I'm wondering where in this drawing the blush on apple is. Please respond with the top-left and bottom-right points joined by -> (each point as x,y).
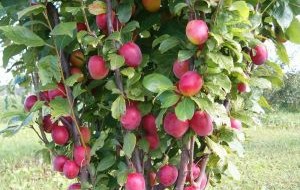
48,83 -> 67,100
145,135 -> 160,150
63,160 -> 80,179
77,22 -> 87,32
179,71 -> 203,96
53,155 -> 68,172
125,173 -> 146,190
250,44 -> 268,65
51,124 -> 69,145
121,104 -> 142,130
237,82 -> 249,93
88,55 -> 109,80
186,20 -> 209,45
163,112 -> 189,138
118,42 -> 142,68
73,145 -> 91,167
68,183 -> 81,190
42,114 -> 56,133
24,95 -> 38,112
141,114 -> 158,135
157,165 -> 178,187
230,118 -> 242,131
79,127 -> 91,144
189,111 -> 213,137
70,67 -> 84,82
173,59 -> 190,79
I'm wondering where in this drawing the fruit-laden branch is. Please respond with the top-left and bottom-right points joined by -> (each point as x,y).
195,155 -> 209,188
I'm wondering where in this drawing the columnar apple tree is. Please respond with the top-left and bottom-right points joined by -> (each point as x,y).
1,0 -> 299,189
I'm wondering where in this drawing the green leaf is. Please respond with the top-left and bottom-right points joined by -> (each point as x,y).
91,131 -> 108,156
117,170 -> 128,186
111,96 -> 126,119
286,17 -> 300,44
108,53 -> 125,70
152,34 -> 170,48
174,3 -> 188,15
206,137 -> 227,160
178,50 -> 194,61
38,55 -> 61,85
117,3 -> 132,23
275,42 -> 289,64
206,74 -> 232,94
121,67 -> 135,78
50,22 -> 76,37
229,1 -> 249,20
72,84 -> 86,99
258,96 -> 272,110
228,139 -> 244,158
3,44 -> 26,68
143,73 -> 173,93
65,74 -> 81,86
159,37 -> 180,54
49,97 -> 70,119
271,1 -> 294,30
123,132 -> 136,159
226,161 -> 241,180
122,21 -> 140,33
0,25 -> 45,47
17,4 -> 45,19
249,77 -> 272,89
65,7 -> 81,15
158,91 -> 180,108
155,109 -> 167,128
175,98 -> 195,121
97,154 -> 116,171
88,1 -> 106,15
207,52 -> 234,72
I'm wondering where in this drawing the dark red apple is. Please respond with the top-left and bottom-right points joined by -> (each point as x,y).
163,112 -> 189,138
230,118 -> 242,131
48,83 -> 67,100
118,42 -> 142,67
186,163 -> 200,182
70,67 -> 84,82
190,111 -> 213,137
68,183 -> 81,190
173,59 -> 190,79
42,114 -> 56,133
250,44 -> 268,65
145,135 -> 160,150
121,104 -> 142,130
157,165 -> 178,187
179,71 -> 203,96
88,55 -> 109,80
184,186 -> 197,190
237,82 -> 249,93
186,20 -> 209,45
63,160 -> 80,179
125,173 -> 146,190
51,124 -> 69,145
73,145 -> 91,167
141,114 -> 158,135
77,22 -> 87,32
70,50 -> 85,68
39,91 -> 50,102
79,127 -> 91,144
53,155 -> 68,172
24,95 -> 38,112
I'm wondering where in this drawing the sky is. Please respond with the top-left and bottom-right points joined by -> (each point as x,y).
0,42 -> 299,85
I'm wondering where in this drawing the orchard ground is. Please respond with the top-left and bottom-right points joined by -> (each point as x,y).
0,112 -> 299,190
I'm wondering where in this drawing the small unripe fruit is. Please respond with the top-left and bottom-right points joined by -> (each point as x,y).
70,50 -> 85,68
190,111 -> 213,137
24,95 -> 38,112
163,112 -> 189,138
73,145 -> 91,167
145,135 -> 160,150
63,160 -> 80,179
186,163 -> 200,182
179,71 -> 203,96
77,22 -> 87,32
237,82 -> 249,93
68,183 -> 81,190
186,20 -> 209,45
118,42 -> 142,67
79,127 -> 91,144
158,165 -> 178,187
230,118 -> 242,131
121,104 -> 142,130
173,59 -> 190,79
125,173 -> 146,190
250,44 -> 268,65
51,125 -> 69,145
141,114 -> 158,135
48,83 -> 67,100
53,155 -> 68,172
142,0 -> 161,12
149,172 -> 157,187
42,114 -> 56,133
70,67 -> 84,82
88,55 -> 109,80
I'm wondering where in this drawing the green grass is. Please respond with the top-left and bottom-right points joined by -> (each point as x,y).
0,112 -> 300,190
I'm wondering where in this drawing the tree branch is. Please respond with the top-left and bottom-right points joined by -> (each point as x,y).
175,142 -> 190,190
189,136 -> 195,185
195,155 -> 209,186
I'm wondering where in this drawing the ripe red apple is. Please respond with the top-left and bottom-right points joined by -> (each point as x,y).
190,111 -> 213,137
237,82 -> 249,93
250,44 -> 268,65
142,0 -> 161,12
230,118 -> 242,131
24,95 -> 38,112
145,135 -> 160,150
141,114 -> 158,135
163,112 -> 189,138
51,124 -> 69,145
70,50 -> 85,68
39,91 -> 50,102
88,55 -> 109,80
70,67 -> 84,82
186,163 -> 200,182
179,71 -> 203,96
184,186 -> 197,190
53,155 -> 68,172
125,172 -> 146,190
186,20 -> 209,45
173,59 -> 190,79
118,42 -> 142,67
77,22 -> 87,32
79,127 -> 91,144
120,104 -> 142,130
68,183 -> 81,190
149,171 -> 157,187
42,114 -> 56,133
73,145 -> 91,167
63,160 -> 80,179
63,116 -> 73,125
96,13 -> 115,31
48,83 -> 67,100
157,165 -> 178,187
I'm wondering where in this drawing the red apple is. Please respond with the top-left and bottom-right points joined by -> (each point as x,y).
79,127 -> 91,144
70,50 -> 85,68
149,171 -> 157,187
141,114 -> 158,135
63,160 -> 80,179
237,82 -> 249,93
186,163 -> 200,182
88,55 -> 109,80
39,91 -> 50,102
118,42 -> 142,67
250,44 -> 268,65
179,71 -> 203,96
200,174 -> 208,190
51,124 -> 69,145
157,165 -> 178,187
186,20 -> 209,45
68,183 -> 81,190
63,116 -> 73,125
142,0 -> 161,12
189,111 -> 213,137
42,114 -> 56,133
121,104 -> 142,130
70,67 -> 84,82
48,83 -> 67,100
73,145 -> 91,167
24,95 -> 38,112
163,112 -> 189,138
77,22 -> 87,32
53,155 -> 68,172
184,186 -> 197,190
125,173 -> 146,190
145,135 -> 160,150
230,118 -> 242,131
173,59 -> 190,79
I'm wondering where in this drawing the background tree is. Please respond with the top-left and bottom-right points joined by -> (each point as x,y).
0,0 -> 299,189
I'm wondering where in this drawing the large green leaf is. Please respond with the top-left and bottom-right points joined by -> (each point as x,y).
117,3 -> 132,23
207,52 -> 234,72
0,25 -> 45,47
286,17 -> 300,44
111,96 -> 126,119
38,55 -> 61,85
142,73 -> 173,93
229,1 -> 249,20
49,97 -> 70,119
158,91 -> 180,108
97,154 -> 116,172
175,98 -> 195,121
17,4 -> 45,19
159,37 -> 180,54
271,1 -> 293,30
123,132 -> 136,159
206,137 -> 227,160
2,44 -> 26,68
275,42 -> 289,64
50,22 -> 76,37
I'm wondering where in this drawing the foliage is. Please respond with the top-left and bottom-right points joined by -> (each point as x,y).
0,0 -> 299,189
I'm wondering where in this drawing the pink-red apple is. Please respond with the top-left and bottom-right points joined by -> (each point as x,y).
141,114 -> 158,135
184,186 -> 197,190
142,0 -> 161,12
24,95 -> 38,112
39,91 -> 50,102
230,118 -> 242,131
79,127 -> 91,144
118,42 -> 142,67
250,44 -> 268,65
73,145 -> 91,167
77,22 -> 87,32
189,111 -> 213,137
186,163 -> 200,182
51,124 -> 69,145
173,59 -> 190,79
121,104 -> 142,130
88,55 -> 109,80
70,50 -> 85,68
70,67 -> 84,82
63,160 -> 80,179
145,135 -> 160,150
163,112 -> 189,138
237,82 -> 249,93
42,114 -> 56,133
186,20 -> 209,45
53,155 -> 68,172
125,173 -> 146,190
48,83 -> 67,100
157,165 -> 178,187
68,183 -> 81,190
179,71 -> 203,96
